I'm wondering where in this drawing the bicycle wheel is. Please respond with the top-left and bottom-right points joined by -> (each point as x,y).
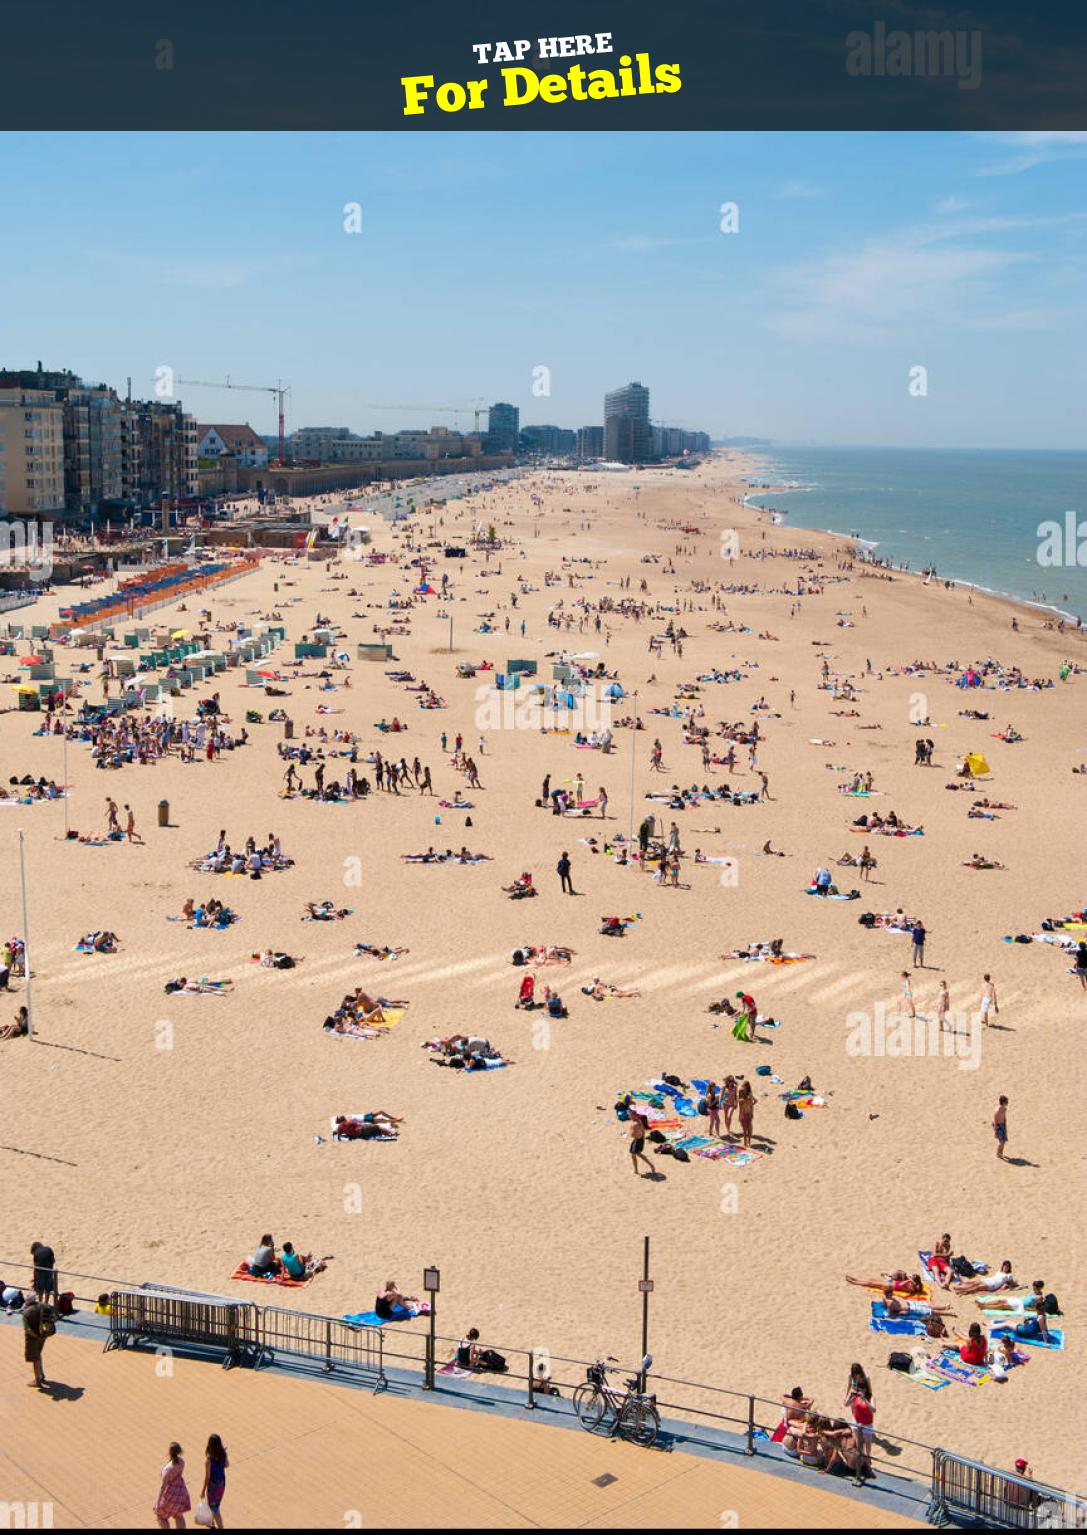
622,1399 -> 660,1448
573,1382 -> 607,1431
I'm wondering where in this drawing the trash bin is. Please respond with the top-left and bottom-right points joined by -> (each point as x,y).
158,799 -> 169,828
283,718 -> 294,740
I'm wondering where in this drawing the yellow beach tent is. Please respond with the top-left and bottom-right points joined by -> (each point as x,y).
965,751 -> 991,777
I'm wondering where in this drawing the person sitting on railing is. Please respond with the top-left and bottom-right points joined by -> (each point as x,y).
248,1235 -> 280,1278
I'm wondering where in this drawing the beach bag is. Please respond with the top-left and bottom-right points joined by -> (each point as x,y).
480,1348 -> 507,1372
663,1073 -> 682,1087
1044,1292 -> 1060,1315
56,1291 -> 75,1317
697,1097 -> 708,1115
648,1129 -> 666,1143
887,1351 -> 912,1372
858,912 -> 876,927
784,1103 -> 802,1120
952,1256 -> 977,1278
672,1147 -> 690,1162
38,1306 -> 57,1338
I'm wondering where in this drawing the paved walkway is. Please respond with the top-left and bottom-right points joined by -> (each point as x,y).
3,1331 -> 924,1528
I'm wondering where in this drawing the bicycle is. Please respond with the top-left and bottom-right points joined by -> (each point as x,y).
573,1355 -> 660,1448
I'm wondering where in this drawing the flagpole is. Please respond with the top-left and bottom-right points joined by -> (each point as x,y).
18,829 -> 33,1039
63,730 -> 69,840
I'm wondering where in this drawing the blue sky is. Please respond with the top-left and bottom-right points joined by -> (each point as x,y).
3,130 -> 1085,447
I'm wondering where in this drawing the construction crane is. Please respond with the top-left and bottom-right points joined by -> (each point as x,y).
177,377 -> 291,464
365,399 -> 489,433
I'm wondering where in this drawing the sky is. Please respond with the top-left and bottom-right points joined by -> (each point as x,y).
2,129 -> 1085,448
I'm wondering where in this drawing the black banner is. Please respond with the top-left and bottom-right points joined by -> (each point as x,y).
1,0 -> 1084,129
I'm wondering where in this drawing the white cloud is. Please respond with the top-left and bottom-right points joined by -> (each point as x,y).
969,130 -> 1087,177
773,181 -> 825,200
935,195 -> 971,213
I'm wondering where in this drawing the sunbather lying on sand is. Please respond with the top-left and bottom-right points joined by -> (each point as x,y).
253,949 -> 301,968
164,976 -> 234,994
78,930 -> 119,953
354,942 -> 410,960
333,1111 -> 402,1139
305,901 -> 352,920
581,978 -> 641,1000
845,1272 -> 928,1295
949,1260 -> 1019,1294
512,944 -> 572,965
503,871 -> 537,897
962,854 -> 1006,869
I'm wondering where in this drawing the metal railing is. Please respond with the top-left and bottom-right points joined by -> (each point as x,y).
2,1255 -> 1083,1526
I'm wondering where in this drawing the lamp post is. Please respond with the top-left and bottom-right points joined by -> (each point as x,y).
18,829 -> 33,1039
423,1265 -> 440,1388
638,1235 -> 653,1392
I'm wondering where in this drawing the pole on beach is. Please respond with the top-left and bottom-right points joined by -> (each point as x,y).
628,689 -> 639,851
423,1265 -> 440,1388
62,730 -> 69,840
448,612 -> 453,653
638,1234 -> 652,1392
18,829 -> 33,1040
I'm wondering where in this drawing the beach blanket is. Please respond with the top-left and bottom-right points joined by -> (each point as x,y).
438,1361 -> 473,1378
343,1303 -> 431,1327
990,1324 -> 1065,1351
695,1144 -> 764,1165
900,1365 -> 950,1392
805,888 -> 859,899
230,1262 -> 311,1289
928,1351 -> 992,1386
670,1134 -> 715,1152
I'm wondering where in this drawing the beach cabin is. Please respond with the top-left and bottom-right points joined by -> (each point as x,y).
295,641 -> 328,659
506,658 -> 537,677
357,642 -> 393,662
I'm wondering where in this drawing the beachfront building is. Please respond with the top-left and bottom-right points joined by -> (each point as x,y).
486,401 -> 519,454
196,423 -> 269,468
289,426 -> 483,464
0,386 -> 66,516
120,400 -> 199,506
576,425 -> 604,460
520,424 -> 576,457
0,366 -> 124,518
604,380 -> 652,463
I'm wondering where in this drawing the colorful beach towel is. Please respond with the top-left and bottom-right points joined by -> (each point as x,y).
230,1262 -> 311,1289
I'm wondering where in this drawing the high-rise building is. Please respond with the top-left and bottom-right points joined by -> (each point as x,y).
604,381 -> 651,463
576,425 -> 604,460
120,400 -> 198,505
486,402 -> 519,454
0,387 -> 66,516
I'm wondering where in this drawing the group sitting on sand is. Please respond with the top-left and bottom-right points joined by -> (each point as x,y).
322,986 -> 408,1031
423,1034 -> 512,1069
195,831 -> 292,876
176,897 -> 238,929
244,1235 -> 330,1281
77,930 -> 119,953
403,846 -> 489,864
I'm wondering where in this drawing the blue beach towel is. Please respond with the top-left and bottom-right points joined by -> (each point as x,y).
870,1316 -> 928,1336
990,1324 -> 1065,1351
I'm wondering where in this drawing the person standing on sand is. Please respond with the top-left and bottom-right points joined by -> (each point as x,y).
629,1111 -> 655,1177
557,851 -> 575,895
154,1442 -> 191,1529
105,796 -> 120,834
737,1081 -> 755,1149
980,974 -> 999,1026
124,804 -> 143,844
901,971 -> 916,1020
911,920 -> 927,968
994,1096 -> 1009,1160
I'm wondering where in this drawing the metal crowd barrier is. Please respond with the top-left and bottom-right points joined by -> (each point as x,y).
258,1305 -> 385,1386
932,1449 -> 1087,1529
107,1290 -> 262,1369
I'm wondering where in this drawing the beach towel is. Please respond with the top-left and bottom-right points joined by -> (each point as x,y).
870,1316 -> 929,1336
873,1300 -> 931,1319
989,1324 -> 1065,1351
695,1144 -> 763,1165
929,1351 -> 991,1386
230,1262 -> 311,1289
343,1304 -> 430,1327
804,888 -> 860,899
438,1361 -> 473,1378
671,1134 -> 715,1152
672,1097 -> 699,1118
900,1366 -> 950,1392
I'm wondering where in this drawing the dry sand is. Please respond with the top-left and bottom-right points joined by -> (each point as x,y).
0,454 -> 1083,1489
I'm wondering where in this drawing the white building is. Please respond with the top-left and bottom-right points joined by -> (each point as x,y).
196,423 -> 269,468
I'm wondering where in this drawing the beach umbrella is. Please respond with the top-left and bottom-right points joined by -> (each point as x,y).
172,628 -> 191,639
18,655 -> 45,666
11,684 -> 37,693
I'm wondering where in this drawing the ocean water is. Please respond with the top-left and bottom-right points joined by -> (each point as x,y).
743,447 -> 1087,619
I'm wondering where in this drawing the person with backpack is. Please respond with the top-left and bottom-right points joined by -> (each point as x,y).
556,851 -> 575,895
23,1297 -> 55,1388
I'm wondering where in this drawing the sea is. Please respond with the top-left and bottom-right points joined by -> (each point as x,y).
742,446 -> 1087,621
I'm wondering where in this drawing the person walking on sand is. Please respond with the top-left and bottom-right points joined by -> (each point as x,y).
936,979 -> 950,1033
758,771 -> 771,801
900,971 -> 916,1020
105,796 -> 120,835
980,973 -> 999,1027
598,786 -> 608,819
154,1442 -> 191,1529
124,804 -> 143,844
200,1434 -> 228,1529
994,1095 -> 1009,1160
629,1111 -> 655,1177
557,850 -> 575,895
911,919 -> 927,968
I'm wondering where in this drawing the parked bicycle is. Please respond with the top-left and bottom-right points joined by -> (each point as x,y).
573,1354 -> 660,1447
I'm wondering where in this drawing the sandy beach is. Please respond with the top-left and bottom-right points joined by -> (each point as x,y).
1,452 -> 1083,1487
